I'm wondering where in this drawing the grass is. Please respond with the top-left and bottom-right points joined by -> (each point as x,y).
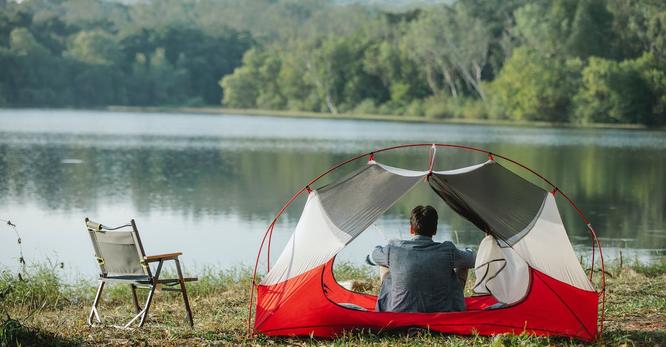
0,260 -> 664,346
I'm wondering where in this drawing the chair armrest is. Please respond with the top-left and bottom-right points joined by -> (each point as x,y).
144,252 -> 182,262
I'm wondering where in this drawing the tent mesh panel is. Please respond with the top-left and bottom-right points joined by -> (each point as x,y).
429,161 -> 547,246
317,163 -> 423,240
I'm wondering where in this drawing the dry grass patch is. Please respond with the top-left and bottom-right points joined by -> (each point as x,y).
1,261 -> 664,346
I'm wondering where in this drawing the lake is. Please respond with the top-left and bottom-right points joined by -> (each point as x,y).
0,109 -> 664,277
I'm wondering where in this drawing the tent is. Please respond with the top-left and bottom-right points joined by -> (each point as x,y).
249,144 -> 605,342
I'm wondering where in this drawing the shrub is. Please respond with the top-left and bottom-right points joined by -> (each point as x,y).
404,100 -> 425,117
487,48 -> 582,122
574,53 -> 665,126
423,97 -> 450,119
352,99 -> 378,115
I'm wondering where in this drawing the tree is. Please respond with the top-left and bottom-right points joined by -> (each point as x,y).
127,48 -> 190,105
566,0 -> 615,59
9,27 -> 47,56
574,53 -> 664,125
513,0 -> 615,60
488,48 -> 582,122
66,30 -> 121,65
405,5 -> 491,100
362,39 -> 428,105
303,36 -> 344,113
512,2 -> 574,57
220,49 -> 264,108
301,34 -> 381,113
121,25 -> 252,105
646,10 -> 666,63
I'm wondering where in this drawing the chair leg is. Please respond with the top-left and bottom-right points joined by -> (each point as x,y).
138,260 -> 163,327
136,284 -> 157,327
87,280 -> 105,327
123,261 -> 163,329
175,258 -> 194,327
123,284 -> 156,329
130,284 -> 141,313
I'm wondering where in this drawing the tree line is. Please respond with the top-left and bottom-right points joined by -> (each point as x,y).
0,0 -> 252,106
1,0 -> 665,126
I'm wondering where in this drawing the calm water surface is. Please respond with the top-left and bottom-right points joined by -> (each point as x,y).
0,109 -> 664,277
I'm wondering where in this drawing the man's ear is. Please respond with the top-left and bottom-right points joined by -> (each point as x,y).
409,225 -> 415,235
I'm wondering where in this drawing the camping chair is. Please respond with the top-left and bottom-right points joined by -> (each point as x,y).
85,218 -> 197,328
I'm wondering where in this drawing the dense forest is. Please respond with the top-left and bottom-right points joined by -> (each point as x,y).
1,0 -> 665,126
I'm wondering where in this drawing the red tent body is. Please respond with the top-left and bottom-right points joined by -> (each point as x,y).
250,145 -> 605,342
256,259 -> 599,341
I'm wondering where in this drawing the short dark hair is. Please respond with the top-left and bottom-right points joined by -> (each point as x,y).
410,205 -> 438,236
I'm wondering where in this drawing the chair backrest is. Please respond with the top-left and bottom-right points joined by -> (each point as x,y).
85,218 -> 151,278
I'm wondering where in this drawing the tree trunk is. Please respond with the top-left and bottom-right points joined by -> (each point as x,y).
443,68 -> 458,98
326,93 -> 338,114
425,64 -> 441,96
454,59 -> 485,101
306,57 -> 338,114
473,61 -> 485,100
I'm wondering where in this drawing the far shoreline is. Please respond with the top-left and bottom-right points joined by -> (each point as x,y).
101,105 -> 662,131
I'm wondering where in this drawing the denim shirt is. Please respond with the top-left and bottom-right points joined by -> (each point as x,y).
369,235 -> 476,313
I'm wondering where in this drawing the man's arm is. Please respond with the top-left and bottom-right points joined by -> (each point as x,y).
454,247 -> 476,271
366,245 -> 389,267
453,247 -> 475,288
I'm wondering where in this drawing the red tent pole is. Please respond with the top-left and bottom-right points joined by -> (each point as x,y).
555,190 -> 606,337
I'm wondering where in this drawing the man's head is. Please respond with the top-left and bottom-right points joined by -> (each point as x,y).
409,205 -> 438,236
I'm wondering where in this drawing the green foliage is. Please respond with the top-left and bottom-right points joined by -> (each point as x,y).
491,0 -> 665,125
186,265 -> 254,298
630,259 -> 666,277
221,49 -> 283,109
567,0 -> 615,59
0,265 -> 67,310
513,0 -> 614,59
1,0 -> 665,125
647,10 -> 666,62
218,0 -> 665,126
404,4 -> 491,99
332,261 -> 375,282
352,99 -> 379,115
362,39 -> 429,104
0,0 -> 251,107
512,1 -> 577,57
65,30 -> 121,65
574,53 -> 665,125
487,48 -> 582,122
9,27 -> 48,56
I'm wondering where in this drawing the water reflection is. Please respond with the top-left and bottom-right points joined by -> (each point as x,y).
0,110 -> 664,276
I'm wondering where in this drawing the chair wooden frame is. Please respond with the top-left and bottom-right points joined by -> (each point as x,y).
85,218 -> 197,328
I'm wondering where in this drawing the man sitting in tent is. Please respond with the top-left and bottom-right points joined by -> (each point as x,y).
366,205 -> 476,313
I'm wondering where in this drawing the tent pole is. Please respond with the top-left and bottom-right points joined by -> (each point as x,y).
427,144 -> 437,174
